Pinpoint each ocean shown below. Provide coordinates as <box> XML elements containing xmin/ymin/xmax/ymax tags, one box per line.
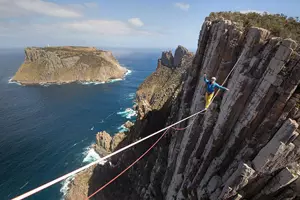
<box><xmin>0</xmin><ymin>48</ymin><xmax>160</xmax><ymax>200</ymax></box>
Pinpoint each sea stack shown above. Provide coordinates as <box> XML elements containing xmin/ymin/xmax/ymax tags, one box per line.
<box><xmin>12</xmin><ymin>46</ymin><xmax>127</xmax><ymax>85</ymax></box>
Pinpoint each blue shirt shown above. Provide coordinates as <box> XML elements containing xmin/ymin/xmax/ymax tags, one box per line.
<box><xmin>204</xmin><ymin>77</ymin><xmax>227</xmax><ymax>93</ymax></box>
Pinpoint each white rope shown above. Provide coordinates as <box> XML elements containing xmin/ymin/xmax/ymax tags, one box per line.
<box><xmin>12</xmin><ymin>109</ymin><xmax>206</xmax><ymax>200</ymax></box>
<box><xmin>12</xmin><ymin>51</ymin><xmax>243</xmax><ymax>200</ymax></box>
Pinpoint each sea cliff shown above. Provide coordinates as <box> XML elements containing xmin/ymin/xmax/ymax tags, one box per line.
<box><xmin>12</xmin><ymin>46</ymin><xmax>127</xmax><ymax>85</ymax></box>
<box><xmin>66</xmin><ymin>14</ymin><xmax>300</xmax><ymax>200</ymax></box>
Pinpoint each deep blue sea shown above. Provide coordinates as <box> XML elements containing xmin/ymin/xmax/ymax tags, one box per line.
<box><xmin>0</xmin><ymin>48</ymin><xmax>160</xmax><ymax>200</ymax></box>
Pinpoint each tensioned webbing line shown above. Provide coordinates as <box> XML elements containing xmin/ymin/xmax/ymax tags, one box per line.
<box><xmin>12</xmin><ymin>52</ymin><xmax>243</xmax><ymax>200</ymax></box>
<box><xmin>84</xmin><ymin>115</ymin><xmax>200</xmax><ymax>200</ymax></box>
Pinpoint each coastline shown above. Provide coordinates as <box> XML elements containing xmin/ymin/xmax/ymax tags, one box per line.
<box><xmin>60</xmin><ymin>92</ymin><xmax>137</xmax><ymax>199</ymax></box>
<box><xmin>8</xmin><ymin>69</ymin><xmax>132</xmax><ymax>86</ymax></box>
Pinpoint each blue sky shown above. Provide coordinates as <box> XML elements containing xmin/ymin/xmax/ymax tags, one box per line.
<box><xmin>0</xmin><ymin>0</ymin><xmax>299</xmax><ymax>49</ymax></box>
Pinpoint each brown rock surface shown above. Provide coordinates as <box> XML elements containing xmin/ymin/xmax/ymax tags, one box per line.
<box><xmin>124</xmin><ymin>121</ymin><xmax>134</xmax><ymax>129</ymax></box>
<box><xmin>12</xmin><ymin>46</ymin><xmax>127</xmax><ymax>85</ymax></box>
<box><xmin>65</xmin><ymin>166</ymin><xmax>96</xmax><ymax>200</ymax></box>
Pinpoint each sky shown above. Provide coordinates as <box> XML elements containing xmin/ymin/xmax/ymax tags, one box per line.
<box><xmin>0</xmin><ymin>0</ymin><xmax>299</xmax><ymax>49</ymax></box>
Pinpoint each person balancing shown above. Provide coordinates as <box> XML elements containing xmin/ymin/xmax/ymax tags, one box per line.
<box><xmin>203</xmin><ymin>73</ymin><xmax>229</xmax><ymax>109</ymax></box>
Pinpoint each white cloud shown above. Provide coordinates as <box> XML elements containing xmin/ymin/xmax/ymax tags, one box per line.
<box><xmin>128</xmin><ymin>18</ymin><xmax>144</xmax><ymax>27</ymax></box>
<box><xmin>64</xmin><ymin>20</ymin><xmax>135</xmax><ymax>35</ymax></box>
<box><xmin>0</xmin><ymin>0</ymin><xmax>82</xmax><ymax>18</ymax></box>
<box><xmin>240</xmin><ymin>10</ymin><xmax>266</xmax><ymax>14</ymax></box>
<box><xmin>63</xmin><ymin>19</ymin><xmax>152</xmax><ymax>36</ymax></box>
<box><xmin>174</xmin><ymin>2</ymin><xmax>190</xmax><ymax>11</ymax></box>
<box><xmin>0</xmin><ymin>19</ymin><xmax>153</xmax><ymax>38</ymax></box>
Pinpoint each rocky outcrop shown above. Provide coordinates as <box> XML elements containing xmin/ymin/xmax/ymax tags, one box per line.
<box><xmin>159</xmin><ymin>46</ymin><xmax>192</xmax><ymax>69</ymax></box>
<box><xmin>12</xmin><ymin>46</ymin><xmax>127</xmax><ymax>85</ymax></box>
<box><xmin>66</xmin><ymin>16</ymin><xmax>300</xmax><ymax>200</ymax></box>
<box><xmin>65</xmin><ymin>166</ymin><xmax>96</xmax><ymax>200</ymax></box>
<box><xmin>160</xmin><ymin>51</ymin><xmax>174</xmax><ymax>67</ymax></box>
<box><xmin>94</xmin><ymin>130</ymin><xmax>130</xmax><ymax>156</ymax></box>
<box><xmin>174</xmin><ymin>45</ymin><xmax>189</xmax><ymax>67</ymax></box>
<box><xmin>95</xmin><ymin>131</ymin><xmax>112</xmax><ymax>156</ymax></box>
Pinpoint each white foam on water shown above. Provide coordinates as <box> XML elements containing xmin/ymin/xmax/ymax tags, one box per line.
<box><xmin>8</xmin><ymin>78</ymin><xmax>22</xmax><ymax>86</ymax></box>
<box><xmin>117</xmin><ymin>108</ymin><xmax>137</xmax><ymax>119</ymax></box>
<box><xmin>108</xmin><ymin>78</ymin><xmax>122</xmax><ymax>83</ymax></box>
<box><xmin>125</xmin><ymin>69</ymin><xmax>132</xmax><ymax>76</ymax></box>
<box><xmin>90</xmin><ymin>126</ymin><xmax>94</xmax><ymax>131</ymax></box>
<box><xmin>60</xmin><ymin>176</ymin><xmax>75</xmax><ymax>199</ymax></box>
<box><xmin>82</xmin><ymin>146</ymin><xmax>105</xmax><ymax>164</ymax></box>
<box><xmin>60</xmin><ymin>145</ymin><xmax>105</xmax><ymax>199</ymax></box>
<box><xmin>80</xmin><ymin>81</ymin><xmax>105</xmax><ymax>85</ymax></box>
<box><xmin>117</xmin><ymin>125</ymin><xmax>129</xmax><ymax>133</ymax></box>
<box><xmin>127</xmin><ymin>93</ymin><xmax>136</xmax><ymax>100</ymax></box>
<box><xmin>71</xmin><ymin>142</ymin><xmax>78</xmax><ymax>147</ymax></box>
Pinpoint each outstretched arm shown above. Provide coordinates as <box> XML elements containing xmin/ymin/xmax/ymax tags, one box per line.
<box><xmin>203</xmin><ymin>74</ymin><xmax>209</xmax><ymax>83</ymax></box>
<box><xmin>215</xmin><ymin>83</ymin><xmax>229</xmax><ymax>91</ymax></box>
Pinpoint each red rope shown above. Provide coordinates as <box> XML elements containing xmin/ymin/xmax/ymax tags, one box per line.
<box><xmin>85</xmin><ymin>128</ymin><xmax>170</xmax><ymax>200</ymax></box>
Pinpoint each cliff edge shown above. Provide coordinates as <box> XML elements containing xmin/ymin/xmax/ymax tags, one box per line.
<box><xmin>12</xmin><ymin>46</ymin><xmax>127</xmax><ymax>85</ymax></box>
<box><xmin>66</xmin><ymin>13</ymin><xmax>300</xmax><ymax>200</ymax></box>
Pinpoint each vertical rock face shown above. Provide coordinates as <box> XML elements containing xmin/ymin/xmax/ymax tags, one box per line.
<box><xmin>66</xmin><ymin>18</ymin><xmax>300</xmax><ymax>200</ymax></box>
<box><xmin>160</xmin><ymin>51</ymin><xmax>174</xmax><ymax>67</ymax></box>
<box><xmin>174</xmin><ymin>45</ymin><xmax>189</xmax><ymax>67</ymax></box>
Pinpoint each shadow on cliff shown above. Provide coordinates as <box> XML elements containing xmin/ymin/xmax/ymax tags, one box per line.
<box><xmin>87</xmin><ymin>95</ymin><xmax>176</xmax><ymax>200</ymax></box>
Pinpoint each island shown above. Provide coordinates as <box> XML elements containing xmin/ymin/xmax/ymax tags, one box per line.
<box><xmin>11</xmin><ymin>46</ymin><xmax>128</xmax><ymax>85</ymax></box>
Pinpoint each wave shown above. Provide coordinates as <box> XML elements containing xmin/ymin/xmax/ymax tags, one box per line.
<box><xmin>60</xmin><ymin>176</ymin><xmax>74</xmax><ymax>199</ymax></box>
<box><xmin>117</xmin><ymin>125</ymin><xmax>129</xmax><ymax>133</ymax></box>
<box><xmin>125</xmin><ymin>69</ymin><xmax>132</xmax><ymax>76</ymax></box>
<box><xmin>127</xmin><ymin>93</ymin><xmax>136</xmax><ymax>100</ymax></box>
<box><xmin>71</xmin><ymin>143</ymin><xmax>78</xmax><ymax>147</ymax></box>
<box><xmin>107</xmin><ymin>78</ymin><xmax>122</xmax><ymax>83</ymax></box>
<box><xmin>8</xmin><ymin>78</ymin><xmax>22</xmax><ymax>86</ymax></box>
<box><xmin>117</xmin><ymin>108</ymin><xmax>137</xmax><ymax>119</ymax></box>
<box><xmin>19</xmin><ymin>181</ymin><xmax>29</xmax><ymax>190</ymax></box>
<box><xmin>105</xmin><ymin>112</ymin><xmax>115</xmax><ymax>120</ymax></box>
<box><xmin>60</xmin><ymin>145</ymin><xmax>105</xmax><ymax>199</ymax></box>
<box><xmin>80</xmin><ymin>81</ymin><xmax>105</xmax><ymax>85</ymax></box>
<box><xmin>82</xmin><ymin>146</ymin><xmax>102</xmax><ymax>164</ymax></box>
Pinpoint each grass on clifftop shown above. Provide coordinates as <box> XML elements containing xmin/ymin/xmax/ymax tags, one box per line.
<box><xmin>208</xmin><ymin>12</ymin><xmax>300</xmax><ymax>47</ymax></box>
<box><xmin>26</xmin><ymin>46</ymin><xmax>106</xmax><ymax>53</ymax></box>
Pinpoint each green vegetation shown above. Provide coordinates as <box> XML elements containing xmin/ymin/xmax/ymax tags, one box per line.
<box><xmin>208</xmin><ymin>12</ymin><xmax>300</xmax><ymax>48</ymax></box>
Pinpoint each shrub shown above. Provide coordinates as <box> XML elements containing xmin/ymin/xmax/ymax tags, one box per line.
<box><xmin>208</xmin><ymin>12</ymin><xmax>300</xmax><ymax>51</ymax></box>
